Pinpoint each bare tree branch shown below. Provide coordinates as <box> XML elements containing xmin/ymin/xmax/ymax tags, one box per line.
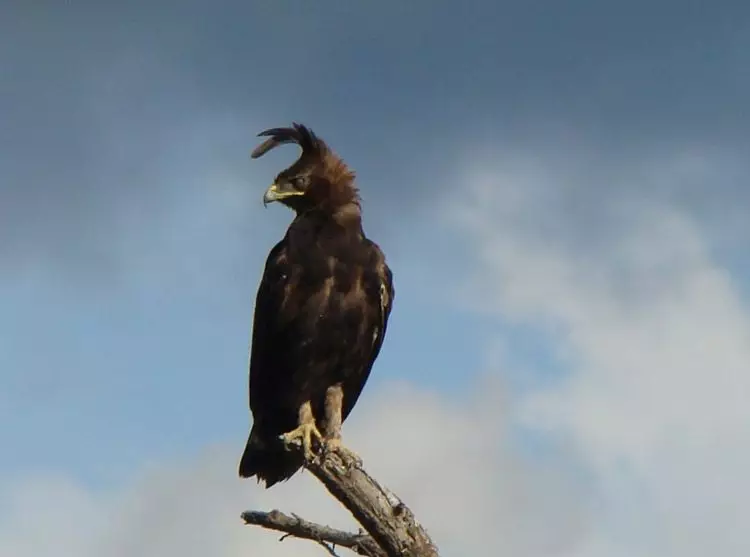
<box><xmin>242</xmin><ymin>509</ymin><xmax>385</xmax><ymax>556</ymax></box>
<box><xmin>307</xmin><ymin>447</ymin><xmax>439</xmax><ymax>556</ymax></box>
<box><xmin>242</xmin><ymin>445</ymin><xmax>440</xmax><ymax>556</ymax></box>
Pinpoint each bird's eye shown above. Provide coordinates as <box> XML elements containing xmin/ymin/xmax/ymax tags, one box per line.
<box><xmin>292</xmin><ymin>176</ymin><xmax>309</xmax><ymax>190</ymax></box>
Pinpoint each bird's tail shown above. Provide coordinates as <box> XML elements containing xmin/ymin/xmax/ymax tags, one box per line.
<box><xmin>238</xmin><ymin>426</ymin><xmax>304</xmax><ymax>488</ymax></box>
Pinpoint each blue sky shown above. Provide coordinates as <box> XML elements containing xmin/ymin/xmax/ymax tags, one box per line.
<box><xmin>2</xmin><ymin>2</ymin><xmax>750</xmax><ymax>556</ymax></box>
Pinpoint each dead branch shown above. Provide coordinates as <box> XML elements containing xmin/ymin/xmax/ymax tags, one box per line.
<box><xmin>242</xmin><ymin>445</ymin><xmax>440</xmax><ymax>556</ymax></box>
<box><xmin>242</xmin><ymin>509</ymin><xmax>385</xmax><ymax>557</ymax></box>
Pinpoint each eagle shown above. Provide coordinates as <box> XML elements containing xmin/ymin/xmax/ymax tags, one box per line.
<box><xmin>238</xmin><ymin>123</ymin><xmax>394</xmax><ymax>488</ymax></box>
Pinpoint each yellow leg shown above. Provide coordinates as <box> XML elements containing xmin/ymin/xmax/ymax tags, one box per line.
<box><xmin>323</xmin><ymin>385</ymin><xmax>362</xmax><ymax>468</ymax></box>
<box><xmin>279</xmin><ymin>401</ymin><xmax>323</xmax><ymax>461</ymax></box>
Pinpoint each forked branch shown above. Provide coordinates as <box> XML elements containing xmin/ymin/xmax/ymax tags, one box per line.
<box><xmin>242</xmin><ymin>509</ymin><xmax>385</xmax><ymax>556</ymax></box>
<box><xmin>242</xmin><ymin>445</ymin><xmax>440</xmax><ymax>556</ymax></box>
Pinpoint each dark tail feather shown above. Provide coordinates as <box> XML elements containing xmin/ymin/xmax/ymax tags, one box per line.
<box><xmin>238</xmin><ymin>426</ymin><xmax>304</xmax><ymax>488</ymax></box>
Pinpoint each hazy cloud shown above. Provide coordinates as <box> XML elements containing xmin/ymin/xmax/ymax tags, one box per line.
<box><xmin>5</xmin><ymin>142</ymin><xmax>750</xmax><ymax>555</ymax></box>
<box><xmin>0</xmin><ymin>381</ymin><xmax>585</xmax><ymax>557</ymax></box>
<box><xmin>443</xmin><ymin>145</ymin><xmax>750</xmax><ymax>555</ymax></box>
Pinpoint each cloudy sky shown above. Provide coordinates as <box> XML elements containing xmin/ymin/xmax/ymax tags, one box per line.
<box><xmin>2</xmin><ymin>2</ymin><xmax>750</xmax><ymax>556</ymax></box>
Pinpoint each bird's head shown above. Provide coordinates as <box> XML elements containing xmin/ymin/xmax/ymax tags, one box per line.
<box><xmin>251</xmin><ymin>123</ymin><xmax>359</xmax><ymax>216</ymax></box>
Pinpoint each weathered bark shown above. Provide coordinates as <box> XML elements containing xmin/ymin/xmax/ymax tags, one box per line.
<box><xmin>242</xmin><ymin>445</ymin><xmax>440</xmax><ymax>556</ymax></box>
<box><xmin>242</xmin><ymin>509</ymin><xmax>385</xmax><ymax>556</ymax></box>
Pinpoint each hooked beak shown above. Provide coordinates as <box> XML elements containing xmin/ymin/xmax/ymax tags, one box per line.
<box><xmin>262</xmin><ymin>182</ymin><xmax>305</xmax><ymax>207</ymax></box>
<box><xmin>262</xmin><ymin>183</ymin><xmax>280</xmax><ymax>207</ymax></box>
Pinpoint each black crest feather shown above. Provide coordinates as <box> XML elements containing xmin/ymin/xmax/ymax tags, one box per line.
<box><xmin>250</xmin><ymin>122</ymin><xmax>324</xmax><ymax>159</ymax></box>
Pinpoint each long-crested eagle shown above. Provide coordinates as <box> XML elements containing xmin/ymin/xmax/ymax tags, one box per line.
<box><xmin>238</xmin><ymin>123</ymin><xmax>394</xmax><ymax>488</ymax></box>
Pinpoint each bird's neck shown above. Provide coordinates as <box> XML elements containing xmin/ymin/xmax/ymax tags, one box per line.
<box><xmin>331</xmin><ymin>201</ymin><xmax>363</xmax><ymax>228</ymax></box>
<box><xmin>294</xmin><ymin>201</ymin><xmax>362</xmax><ymax>229</ymax></box>
<box><xmin>290</xmin><ymin>207</ymin><xmax>365</xmax><ymax>247</ymax></box>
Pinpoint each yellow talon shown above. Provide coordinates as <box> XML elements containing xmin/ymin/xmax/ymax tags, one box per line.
<box><xmin>280</xmin><ymin>422</ymin><xmax>323</xmax><ymax>461</ymax></box>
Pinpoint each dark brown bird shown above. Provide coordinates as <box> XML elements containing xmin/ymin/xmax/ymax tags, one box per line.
<box><xmin>238</xmin><ymin>123</ymin><xmax>394</xmax><ymax>487</ymax></box>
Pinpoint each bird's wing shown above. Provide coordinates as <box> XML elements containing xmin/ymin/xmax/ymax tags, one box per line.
<box><xmin>369</xmin><ymin>257</ymin><xmax>394</xmax><ymax>365</ymax></box>
<box><xmin>247</xmin><ymin>239</ymin><xmax>291</xmax><ymax>412</ymax></box>
<box><xmin>341</xmin><ymin>242</ymin><xmax>394</xmax><ymax>420</ymax></box>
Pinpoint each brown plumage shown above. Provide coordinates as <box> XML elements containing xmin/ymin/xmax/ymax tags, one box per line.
<box><xmin>238</xmin><ymin>123</ymin><xmax>394</xmax><ymax>487</ymax></box>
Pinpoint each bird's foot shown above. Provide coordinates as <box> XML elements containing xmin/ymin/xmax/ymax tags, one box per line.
<box><xmin>323</xmin><ymin>436</ymin><xmax>363</xmax><ymax>470</ymax></box>
<box><xmin>279</xmin><ymin>422</ymin><xmax>323</xmax><ymax>462</ymax></box>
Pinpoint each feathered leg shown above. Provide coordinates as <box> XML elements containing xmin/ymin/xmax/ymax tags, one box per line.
<box><xmin>322</xmin><ymin>384</ymin><xmax>362</xmax><ymax>467</ymax></box>
<box><xmin>279</xmin><ymin>401</ymin><xmax>323</xmax><ymax>461</ymax></box>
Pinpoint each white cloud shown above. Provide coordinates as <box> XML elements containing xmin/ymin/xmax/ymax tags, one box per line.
<box><xmin>0</xmin><ymin>381</ymin><xmax>584</xmax><ymax>557</ymax></box>
<box><xmin>4</xmin><ymin>144</ymin><xmax>749</xmax><ymax>557</ymax></box>
<box><xmin>444</xmin><ymin>147</ymin><xmax>750</xmax><ymax>556</ymax></box>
